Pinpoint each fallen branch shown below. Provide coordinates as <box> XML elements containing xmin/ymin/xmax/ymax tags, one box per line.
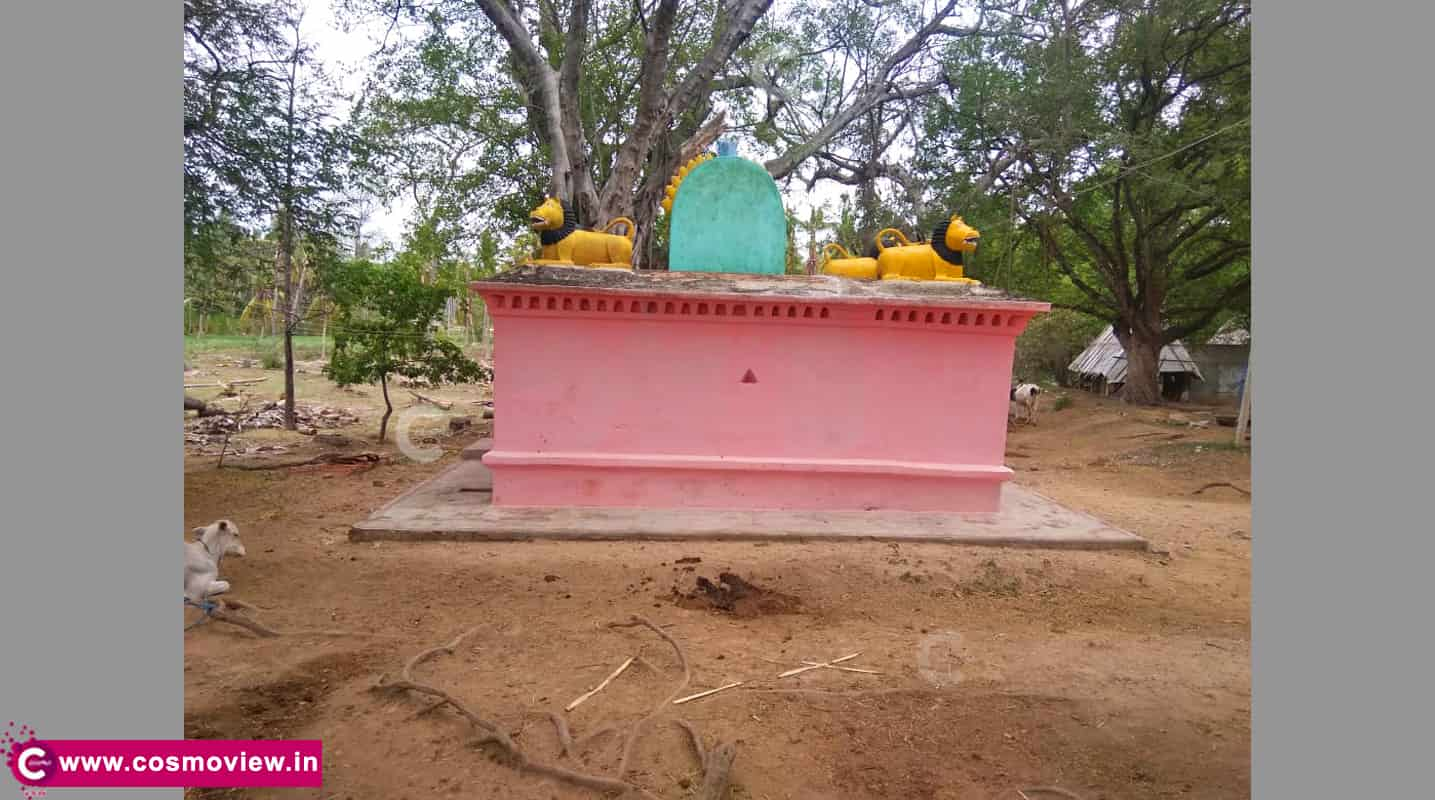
<box><xmin>408</xmin><ymin>390</ymin><xmax>454</xmax><ymax>410</ymax></box>
<box><xmin>1119</xmin><ymin>430</ymin><xmax>1171</xmax><ymax>440</ymax></box>
<box><xmin>1192</xmin><ymin>481</ymin><xmax>1250</xmax><ymax>497</ymax></box>
<box><xmin>185</xmin><ymin>394</ymin><xmax>231</xmax><ymax>417</ymax></box>
<box><xmin>185</xmin><ymin>378</ymin><xmax>266</xmax><ymax>390</ymax></box>
<box><xmin>224</xmin><ymin>452</ymin><xmax>383</xmax><ymax>472</ymax></box>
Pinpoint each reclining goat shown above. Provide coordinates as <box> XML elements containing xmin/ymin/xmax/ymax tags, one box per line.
<box><xmin>184</xmin><ymin>519</ymin><xmax>246</xmax><ymax>609</ymax></box>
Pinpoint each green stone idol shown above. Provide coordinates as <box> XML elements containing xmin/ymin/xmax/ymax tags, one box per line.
<box><xmin>667</xmin><ymin>140</ymin><xmax>787</xmax><ymax>275</ymax></box>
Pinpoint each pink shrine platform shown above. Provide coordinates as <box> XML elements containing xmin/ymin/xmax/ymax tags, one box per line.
<box><xmin>468</xmin><ymin>266</ymin><xmax>1051</xmax><ymax>515</ymax></box>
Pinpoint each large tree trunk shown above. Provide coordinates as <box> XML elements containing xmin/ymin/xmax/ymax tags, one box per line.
<box><xmin>1115</xmin><ymin>324</ymin><xmax>1164</xmax><ymax>406</ymax></box>
<box><xmin>479</xmin><ymin>0</ymin><xmax>770</xmax><ymax>237</ymax></box>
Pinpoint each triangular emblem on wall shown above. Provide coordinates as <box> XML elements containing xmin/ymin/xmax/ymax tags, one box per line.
<box><xmin>741</xmin><ymin>369</ymin><xmax>758</xmax><ymax>384</ymax></box>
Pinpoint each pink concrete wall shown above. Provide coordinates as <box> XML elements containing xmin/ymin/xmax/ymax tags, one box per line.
<box><xmin>473</xmin><ymin>284</ymin><xmax>1048</xmax><ymax>513</ymax></box>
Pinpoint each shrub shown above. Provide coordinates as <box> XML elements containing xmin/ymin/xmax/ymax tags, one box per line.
<box><xmin>1014</xmin><ymin>310</ymin><xmax>1107</xmax><ymax>386</ymax></box>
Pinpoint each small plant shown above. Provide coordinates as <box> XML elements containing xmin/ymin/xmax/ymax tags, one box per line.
<box><xmin>324</xmin><ymin>259</ymin><xmax>489</xmax><ymax>442</ymax></box>
<box><xmin>1053</xmin><ymin>394</ymin><xmax>1073</xmax><ymax>411</ymax></box>
<box><xmin>260</xmin><ymin>344</ymin><xmax>284</xmax><ymax>370</ymax></box>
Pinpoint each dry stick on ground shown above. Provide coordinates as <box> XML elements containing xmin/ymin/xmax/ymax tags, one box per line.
<box><xmin>375</xmin><ymin>624</ymin><xmax>660</xmax><ymax>799</ymax></box>
<box><xmin>777</xmin><ymin>652</ymin><xmax>862</xmax><ymax>678</ymax></box>
<box><xmin>1017</xmin><ymin>788</ymin><xmax>1086</xmax><ymax>800</ymax></box>
<box><xmin>673</xmin><ymin>682</ymin><xmax>744</xmax><ymax>705</ymax></box>
<box><xmin>1192</xmin><ymin>481</ymin><xmax>1251</xmax><ymax>497</ymax></box>
<box><xmin>798</xmin><ymin>661</ymin><xmax>882</xmax><ymax>675</ymax></box>
<box><xmin>567</xmin><ymin>656</ymin><xmax>636</xmax><ymax>711</ymax></box>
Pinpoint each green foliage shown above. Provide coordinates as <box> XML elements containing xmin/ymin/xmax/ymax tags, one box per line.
<box><xmin>260</xmin><ymin>343</ymin><xmax>284</xmax><ymax>370</ymax></box>
<box><xmin>185</xmin><ymin>334</ymin><xmax>328</xmax><ymax>360</ymax></box>
<box><xmin>1052</xmin><ymin>394</ymin><xmax>1073</xmax><ymax>412</ymax></box>
<box><xmin>915</xmin><ymin>0</ymin><xmax>1250</xmax><ymax>403</ymax></box>
<box><xmin>1013</xmin><ymin>310</ymin><xmax>1107</xmax><ymax>386</ymax></box>
<box><xmin>185</xmin><ymin>216</ymin><xmax>276</xmax><ymax>325</ymax></box>
<box><xmin>184</xmin><ymin>0</ymin><xmax>289</xmax><ymax>236</ymax></box>
<box><xmin>323</xmin><ymin>258</ymin><xmax>488</xmax><ymax>439</ymax></box>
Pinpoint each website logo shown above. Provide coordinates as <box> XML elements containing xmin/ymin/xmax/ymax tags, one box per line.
<box><xmin>3</xmin><ymin>723</ymin><xmax>50</xmax><ymax>799</ymax></box>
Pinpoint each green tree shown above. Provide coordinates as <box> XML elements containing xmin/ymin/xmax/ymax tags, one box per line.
<box><xmin>185</xmin><ymin>0</ymin><xmax>355</xmax><ymax>426</ymax></box>
<box><xmin>184</xmin><ymin>0</ymin><xmax>289</xmax><ymax>238</ymax></box>
<box><xmin>923</xmin><ymin>0</ymin><xmax>1250</xmax><ymax>404</ymax></box>
<box><xmin>324</xmin><ymin>259</ymin><xmax>488</xmax><ymax>442</ymax></box>
<box><xmin>185</xmin><ymin>217</ymin><xmax>276</xmax><ymax>333</ymax></box>
<box><xmin>260</xmin><ymin>9</ymin><xmax>354</xmax><ymax>428</ymax></box>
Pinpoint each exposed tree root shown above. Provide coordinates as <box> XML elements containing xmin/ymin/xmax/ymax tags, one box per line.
<box><xmin>208</xmin><ymin>607</ymin><xmax>282</xmax><ymax>638</ymax></box>
<box><xmin>374</xmin><ymin>620</ymin><xmax>693</xmax><ymax>799</ymax></box>
<box><xmin>1192</xmin><ymin>481</ymin><xmax>1250</xmax><ymax>497</ymax></box>
<box><xmin>546</xmin><ymin>711</ymin><xmax>576</xmax><ymax>757</ymax></box>
<box><xmin>575</xmin><ymin>722</ymin><xmax>622</xmax><ymax>752</ymax></box>
<box><xmin>674</xmin><ymin>720</ymin><xmax>737</xmax><ymax>800</ymax></box>
<box><xmin>191</xmin><ymin>598</ymin><xmax>395</xmax><ymax>640</ymax></box>
<box><xmin>607</xmin><ymin>616</ymin><xmax>693</xmax><ymax>779</ymax></box>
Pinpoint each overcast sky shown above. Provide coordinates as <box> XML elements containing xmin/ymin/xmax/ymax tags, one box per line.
<box><xmin>300</xmin><ymin>0</ymin><xmax>878</xmax><ymax>254</ymax></box>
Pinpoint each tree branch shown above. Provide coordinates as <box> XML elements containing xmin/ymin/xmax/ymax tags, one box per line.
<box><xmin>1162</xmin><ymin>276</ymin><xmax>1250</xmax><ymax>344</ymax></box>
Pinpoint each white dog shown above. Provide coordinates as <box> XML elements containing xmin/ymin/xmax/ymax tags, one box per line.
<box><xmin>1009</xmin><ymin>383</ymin><xmax>1042</xmax><ymax>425</ymax></box>
<box><xmin>185</xmin><ymin>519</ymin><xmax>246</xmax><ymax>608</ymax></box>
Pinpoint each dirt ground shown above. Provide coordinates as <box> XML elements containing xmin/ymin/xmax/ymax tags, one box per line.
<box><xmin>183</xmin><ymin>353</ymin><xmax>1250</xmax><ymax>800</ymax></box>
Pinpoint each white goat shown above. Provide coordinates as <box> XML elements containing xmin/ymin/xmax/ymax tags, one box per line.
<box><xmin>184</xmin><ymin>519</ymin><xmax>246</xmax><ymax>608</ymax></box>
<box><xmin>1009</xmin><ymin>383</ymin><xmax>1043</xmax><ymax>425</ymax></box>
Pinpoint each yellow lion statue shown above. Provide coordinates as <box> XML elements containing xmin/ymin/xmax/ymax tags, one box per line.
<box><xmin>821</xmin><ymin>215</ymin><xmax>982</xmax><ymax>284</ymax></box>
<box><xmin>526</xmin><ymin>197</ymin><xmax>636</xmax><ymax>270</ymax></box>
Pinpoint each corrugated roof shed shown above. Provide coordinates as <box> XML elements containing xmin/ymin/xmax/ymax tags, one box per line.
<box><xmin>1068</xmin><ymin>326</ymin><xmax>1204</xmax><ymax>384</ymax></box>
<box><xmin>1206</xmin><ymin>320</ymin><xmax>1251</xmax><ymax>346</ymax></box>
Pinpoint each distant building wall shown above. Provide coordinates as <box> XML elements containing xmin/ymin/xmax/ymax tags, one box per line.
<box><xmin>1188</xmin><ymin>344</ymin><xmax>1249</xmax><ymax>403</ymax></box>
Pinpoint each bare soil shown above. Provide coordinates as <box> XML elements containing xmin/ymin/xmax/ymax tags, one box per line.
<box><xmin>183</xmin><ymin>356</ymin><xmax>1250</xmax><ymax>800</ymax></box>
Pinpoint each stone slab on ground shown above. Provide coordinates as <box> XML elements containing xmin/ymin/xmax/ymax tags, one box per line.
<box><xmin>351</xmin><ymin>460</ymin><xmax>1148</xmax><ymax>551</ymax></box>
<box><xmin>460</xmin><ymin>438</ymin><xmax>493</xmax><ymax>460</ymax></box>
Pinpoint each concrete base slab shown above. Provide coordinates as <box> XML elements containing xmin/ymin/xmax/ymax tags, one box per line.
<box><xmin>350</xmin><ymin>460</ymin><xmax>1148</xmax><ymax>551</ymax></box>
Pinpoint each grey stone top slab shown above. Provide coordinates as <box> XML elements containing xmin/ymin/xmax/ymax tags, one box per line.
<box><xmin>473</xmin><ymin>265</ymin><xmax>1051</xmax><ymax>308</ymax></box>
